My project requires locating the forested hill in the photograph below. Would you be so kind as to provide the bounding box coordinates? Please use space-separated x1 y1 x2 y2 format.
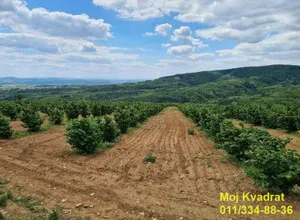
1 64 300 105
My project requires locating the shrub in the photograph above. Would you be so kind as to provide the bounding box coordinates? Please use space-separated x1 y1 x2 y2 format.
66 117 102 154
188 128 195 135
0 194 8 207
144 155 156 163
49 108 64 125
49 207 63 220
114 108 133 133
0 103 19 120
217 123 287 161
100 115 120 142
79 101 91 118
20 107 44 132
244 148 300 193
279 115 300 132
65 102 80 120
0 115 13 139
91 103 102 117
6 190 13 200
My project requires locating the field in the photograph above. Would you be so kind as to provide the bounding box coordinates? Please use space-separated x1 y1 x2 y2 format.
0 107 299 219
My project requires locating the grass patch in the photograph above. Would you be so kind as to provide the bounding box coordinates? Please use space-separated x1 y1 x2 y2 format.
12 131 29 139
188 128 195 135
98 142 115 152
40 124 53 132
0 179 9 185
48 207 63 220
144 155 156 163
12 124 53 139
12 195 45 213
0 194 8 207
206 160 212 168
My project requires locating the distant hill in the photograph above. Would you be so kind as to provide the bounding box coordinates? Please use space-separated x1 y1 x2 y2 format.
0 77 138 86
1 64 300 105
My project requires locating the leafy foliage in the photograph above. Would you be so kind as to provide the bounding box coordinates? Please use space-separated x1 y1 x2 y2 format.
78 101 90 118
180 103 300 193
20 107 44 132
99 115 120 143
227 103 300 132
0 115 13 139
2 65 300 105
114 107 139 133
66 117 102 154
65 102 80 120
0 194 8 207
48 108 64 125
0 102 19 120
188 128 195 135
144 155 156 163
244 149 300 193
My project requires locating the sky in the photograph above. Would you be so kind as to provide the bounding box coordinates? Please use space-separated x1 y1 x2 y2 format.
0 0 299 79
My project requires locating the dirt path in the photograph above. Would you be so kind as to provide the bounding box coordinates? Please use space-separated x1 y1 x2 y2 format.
0 108 299 219
231 119 300 152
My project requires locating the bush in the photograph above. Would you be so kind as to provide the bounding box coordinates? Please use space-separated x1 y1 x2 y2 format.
100 115 120 142
216 121 287 161
65 102 80 120
180 103 300 193
144 155 156 163
79 101 90 118
20 107 44 132
244 148 300 193
0 115 13 139
49 108 64 125
49 207 63 220
66 117 102 154
188 128 195 135
91 103 102 117
0 194 8 207
114 108 138 133
0 103 19 120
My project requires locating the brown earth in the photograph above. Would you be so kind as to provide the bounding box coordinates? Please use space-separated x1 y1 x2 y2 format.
231 119 300 152
0 108 299 219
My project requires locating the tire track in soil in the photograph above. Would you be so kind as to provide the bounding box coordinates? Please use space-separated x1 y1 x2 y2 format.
0 107 299 220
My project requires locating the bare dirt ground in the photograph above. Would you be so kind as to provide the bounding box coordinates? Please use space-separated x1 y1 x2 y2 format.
231 119 300 152
0 108 299 219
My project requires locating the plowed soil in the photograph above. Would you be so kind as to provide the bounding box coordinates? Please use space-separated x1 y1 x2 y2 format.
231 119 300 151
0 108 299 220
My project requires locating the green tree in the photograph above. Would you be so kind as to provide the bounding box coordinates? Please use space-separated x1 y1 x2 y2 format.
49 108 64 125
66 117 102 154
20 107 44 132
100 115 120 142
0 115 13 139
65 102 80 120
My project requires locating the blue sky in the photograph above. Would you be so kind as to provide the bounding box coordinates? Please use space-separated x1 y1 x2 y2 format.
0 0 299 79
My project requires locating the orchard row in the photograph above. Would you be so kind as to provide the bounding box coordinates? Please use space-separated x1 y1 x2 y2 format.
179 104 300 193
0 101 165 154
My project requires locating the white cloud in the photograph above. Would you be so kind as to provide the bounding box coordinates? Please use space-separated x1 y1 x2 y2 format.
0 0 112 40
145 23 172 36
188 53 215 60
171 26 207 48
161 43 171 48
81 43 97 52
0 33 59 53
174 26 191 37
167 45 194 56
93 0 300 43
218 32 300 60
